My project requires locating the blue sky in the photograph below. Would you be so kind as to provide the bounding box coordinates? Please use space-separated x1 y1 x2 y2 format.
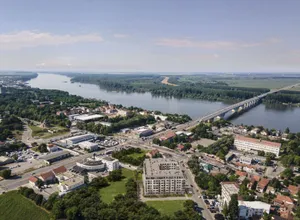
0 0 299 72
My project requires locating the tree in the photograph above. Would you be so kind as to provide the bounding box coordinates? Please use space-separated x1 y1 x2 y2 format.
36 178 44 188
107 169 122 182
228 194 239 220
90 176 109 188
222 201 229 217
265 156 272 166
35 194 44 206
285 127 290 134
281 168 293 179
263 212 272 220
0 169 11 179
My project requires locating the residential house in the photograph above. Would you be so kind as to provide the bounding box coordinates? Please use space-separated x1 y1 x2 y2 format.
288 184 299 196
266 186 276 194
257 178 269 193
28 176 38 187
146 149 160 158
177 144 185 151
247 175 260 190
274 194 294 207
39 171 55 183
159 132 176 142
53 166 67 176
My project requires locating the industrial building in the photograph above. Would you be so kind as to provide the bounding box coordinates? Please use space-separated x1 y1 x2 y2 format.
143 158 186 195
64 134 95 146
234 135 281 157
137 128 153 137
78 141 99 151
41 151 71 165
74 114 104 122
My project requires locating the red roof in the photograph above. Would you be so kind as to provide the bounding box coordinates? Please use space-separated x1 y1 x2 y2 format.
288 185 299 194
29 176 38 183
258 178 269 188
52 166 67 175
235 135 281 148
160 132 176 141
275 194 293 204
39 171 55 180
252 175 261 182
236 170 247 177
177 144 185 150
149 149 159 156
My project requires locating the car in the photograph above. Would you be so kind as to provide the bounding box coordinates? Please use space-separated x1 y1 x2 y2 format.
190 184 193 187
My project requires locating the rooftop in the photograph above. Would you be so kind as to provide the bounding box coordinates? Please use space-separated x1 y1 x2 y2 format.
39 171 55 180
74 114 104 121
275 194 294 204
238 201 271 212
258 178 270 188
53 166 67 175
29 176 38 183
221 182 240 194
235 135 281 148
144 158 184 178
41 151 70 161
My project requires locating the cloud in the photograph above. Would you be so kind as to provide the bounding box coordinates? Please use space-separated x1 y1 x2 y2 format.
0 31 103 50
113 34 129 38
155 38 280 50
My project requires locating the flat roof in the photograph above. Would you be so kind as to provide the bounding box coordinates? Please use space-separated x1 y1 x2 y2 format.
221 182 240 194
74 114 104 121
238 201 270 212
144 158 184 177
41 151 70 161
65 134 95 142
78 141 98 147
235 135 281 148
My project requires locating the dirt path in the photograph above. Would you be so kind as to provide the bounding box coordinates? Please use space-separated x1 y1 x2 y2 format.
161 77 177 86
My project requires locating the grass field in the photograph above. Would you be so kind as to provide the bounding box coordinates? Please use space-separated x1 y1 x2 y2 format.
99 168 135 203
129 150 147 159
221 78 300 89
0 191 49 220
30 125 69 139
146 200 188 216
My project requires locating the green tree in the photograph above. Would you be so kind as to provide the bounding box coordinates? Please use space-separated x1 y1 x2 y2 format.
107 169 122 182
281 168 293 179
228 194 239 220
0 169 11 179
222 201 229 217
285 127 290 134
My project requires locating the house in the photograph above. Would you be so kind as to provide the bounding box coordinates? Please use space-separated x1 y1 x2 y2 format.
247 175 260 190
274 194 294 207
53 166 67 176
47 144 59 152
28 176 38 187
288 184 299 196
266 186 276 194
260 130 268 136
177 144 185 151
257 178 269 193
146 149 159 158
159 132 176 142
39 171 55 183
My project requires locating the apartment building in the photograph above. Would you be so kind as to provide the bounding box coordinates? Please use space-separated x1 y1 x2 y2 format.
234 135 281 157
143 158 186 195
239 201 271 219
221 182 240 206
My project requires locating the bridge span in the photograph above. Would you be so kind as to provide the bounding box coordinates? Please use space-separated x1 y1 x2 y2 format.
192 83 299 125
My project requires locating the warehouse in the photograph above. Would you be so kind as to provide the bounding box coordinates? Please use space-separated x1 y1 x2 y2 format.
41 151 71 165
64 134 95 146
74 114 104 122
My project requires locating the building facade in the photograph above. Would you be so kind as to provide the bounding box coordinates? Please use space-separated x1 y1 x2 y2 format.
234 135 281 157
239 201 270 219
221 182 240 206
101 157 120 171
143 158 186 196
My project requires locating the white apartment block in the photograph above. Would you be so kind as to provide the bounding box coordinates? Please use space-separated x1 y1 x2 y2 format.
221 182 239 206
234 135 281 157
239 201 270 219
143 158 186 195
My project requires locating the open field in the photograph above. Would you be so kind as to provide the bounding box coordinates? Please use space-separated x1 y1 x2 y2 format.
0 191 49 220
129 150 148 159
220 78 300 89
99 168 134 203
30 125 69 139
161 77 178 86
146 200 188 216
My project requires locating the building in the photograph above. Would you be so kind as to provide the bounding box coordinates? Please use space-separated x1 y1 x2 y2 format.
200 162 213 173
101 157 120 171
288 185 300 196
146 149 160 158
64 134 95 145
239 156 253 165
78 141 98 151
0 85 7 95
53 166 67 176
234 135 281 157
74 114 104 122
39 171 55 183
143 158 186 195
28 176 39 187
58 173 84 195
41 151 71 165
238 201 270 219
159 132 176 142
138 128 153 137
274 194 294 207
221 182 239 206
257 178 269 193
0 156 14 165
47 144 59 152
76 158 106 172
177 144 185 151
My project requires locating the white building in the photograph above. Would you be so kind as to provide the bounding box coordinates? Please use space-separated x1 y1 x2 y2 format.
234 135 281 157
47 144 59 152
221 182 239 206
239 156 252 165
239 201 270 219
74 114 104 122
76 158 106 171
101 157 120 171
78 141 98 151
58 175 84 195
64 134 95 145
143 158 186 195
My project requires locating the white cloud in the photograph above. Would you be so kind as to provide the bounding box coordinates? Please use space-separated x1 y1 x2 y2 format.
113 34 129 38
0 31 103 50
155 38 280 50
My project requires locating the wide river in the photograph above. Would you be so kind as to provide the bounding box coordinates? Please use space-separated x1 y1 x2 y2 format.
28 73 300 132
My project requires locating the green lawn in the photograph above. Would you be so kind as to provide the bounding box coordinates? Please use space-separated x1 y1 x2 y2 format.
30 125 69 139
99 168 135 203
0 191 49 220
129 150 147 159
146 200 189 216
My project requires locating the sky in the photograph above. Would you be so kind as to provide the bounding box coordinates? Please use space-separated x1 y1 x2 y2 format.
0 0 300 73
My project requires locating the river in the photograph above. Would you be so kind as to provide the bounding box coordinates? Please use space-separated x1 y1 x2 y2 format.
27 73 300 132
